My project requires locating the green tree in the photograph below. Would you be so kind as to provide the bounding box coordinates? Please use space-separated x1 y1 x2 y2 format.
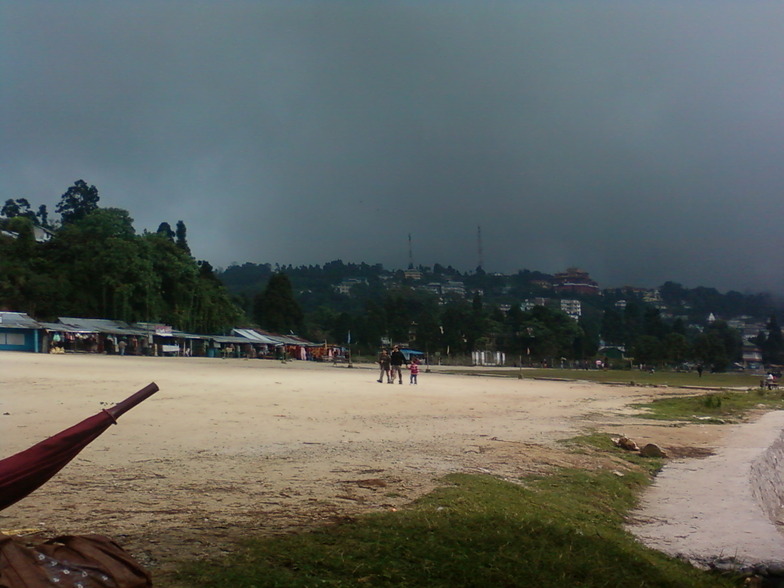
600 308 625 345
356 300 387 351
2 198 37 221
56 180 100 224
693 332 728 372
0 217 40 314
0 181 241 332
332 312 354 346
77 207 136 239
384 293 412 343
659 281 687 307
690 320 741 372
143 232 199 327
643 307 669 339
413 301 442 354
519 306 582 363
663 332 690 365
50 208 153 320
574 316 600 359
253 273 304 333
190 262 243 333
623 301 645 348
706 320 742 367
671 317 687 336
631 335 663 366
175 220 191 254
157 222 175 241
37 205 51 229
441 300 472 356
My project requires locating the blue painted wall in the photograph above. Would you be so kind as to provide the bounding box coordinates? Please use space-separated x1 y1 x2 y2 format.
0 328 39 352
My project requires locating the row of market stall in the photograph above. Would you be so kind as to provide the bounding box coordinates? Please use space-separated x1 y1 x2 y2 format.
0 311 346 362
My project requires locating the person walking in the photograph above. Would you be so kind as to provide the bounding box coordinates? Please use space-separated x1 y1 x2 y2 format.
377 349 391 383
389 345 408 384
409 358 419 384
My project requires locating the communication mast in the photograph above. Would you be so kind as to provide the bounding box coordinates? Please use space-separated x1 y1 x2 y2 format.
408 233 414 269
477 225 484 271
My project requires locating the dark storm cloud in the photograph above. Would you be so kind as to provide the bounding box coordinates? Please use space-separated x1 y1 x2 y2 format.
3 2 784 293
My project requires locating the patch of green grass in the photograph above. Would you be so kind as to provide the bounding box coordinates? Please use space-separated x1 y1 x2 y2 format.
168 469 739 588
446 367 763 389
631 389 784 423
564 433 665 476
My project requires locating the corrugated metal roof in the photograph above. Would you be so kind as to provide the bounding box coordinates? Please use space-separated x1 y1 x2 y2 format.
37 321 95 334
0 312 40 329
211 335 254 344
57 317 149 336
232 328 280 345
244 328 317 346
287 335 320 347
0 312 320 346
169 330 208 340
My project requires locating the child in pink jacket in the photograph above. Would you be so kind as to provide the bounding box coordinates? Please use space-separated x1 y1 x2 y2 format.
409 359 420 384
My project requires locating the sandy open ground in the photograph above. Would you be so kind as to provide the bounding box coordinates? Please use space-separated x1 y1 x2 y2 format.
1 352 781 577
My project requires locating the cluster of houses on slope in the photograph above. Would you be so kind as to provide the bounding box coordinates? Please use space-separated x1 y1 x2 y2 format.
336 267 600 315
0 311 344 361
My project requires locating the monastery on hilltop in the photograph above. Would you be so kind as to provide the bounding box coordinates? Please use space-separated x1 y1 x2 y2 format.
553 267 600 296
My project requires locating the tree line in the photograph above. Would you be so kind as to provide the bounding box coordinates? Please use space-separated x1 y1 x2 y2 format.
4 184 782 370
234 261 783 370
1 180 242 333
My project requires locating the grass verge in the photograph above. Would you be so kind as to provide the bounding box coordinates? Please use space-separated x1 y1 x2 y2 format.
442 367 764 389
632 388 784 423
167 442 741 587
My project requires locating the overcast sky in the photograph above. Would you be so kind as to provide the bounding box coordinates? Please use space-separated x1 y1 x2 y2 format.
3 2 784 294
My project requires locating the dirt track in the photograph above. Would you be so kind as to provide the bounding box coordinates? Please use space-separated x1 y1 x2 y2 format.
0 353 750 574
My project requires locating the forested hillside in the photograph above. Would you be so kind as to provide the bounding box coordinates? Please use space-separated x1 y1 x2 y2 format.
1 181 242 333
218 261 783 369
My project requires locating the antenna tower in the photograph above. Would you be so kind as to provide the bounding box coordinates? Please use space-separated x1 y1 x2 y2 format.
477 225 484 270
408 233 414 269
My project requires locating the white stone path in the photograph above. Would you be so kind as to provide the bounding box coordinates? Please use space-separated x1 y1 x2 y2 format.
629 411 784 566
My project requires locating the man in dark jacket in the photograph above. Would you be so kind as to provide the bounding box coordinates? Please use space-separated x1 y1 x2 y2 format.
389 345 408 385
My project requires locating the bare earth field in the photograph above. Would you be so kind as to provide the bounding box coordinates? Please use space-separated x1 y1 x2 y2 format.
0 352 773 576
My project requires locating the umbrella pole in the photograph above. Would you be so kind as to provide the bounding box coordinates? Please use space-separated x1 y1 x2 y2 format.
106 382 159 420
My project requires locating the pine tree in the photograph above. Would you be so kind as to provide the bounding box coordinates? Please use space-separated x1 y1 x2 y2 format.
175 220 191 254
253 273 303 333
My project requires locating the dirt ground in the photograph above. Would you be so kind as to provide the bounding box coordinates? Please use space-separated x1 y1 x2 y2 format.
0 353 734 576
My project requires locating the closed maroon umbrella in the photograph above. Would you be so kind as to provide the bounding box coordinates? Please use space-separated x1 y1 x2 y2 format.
0 383 159 512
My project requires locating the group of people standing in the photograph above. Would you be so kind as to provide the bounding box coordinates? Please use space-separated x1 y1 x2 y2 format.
377 345 419 385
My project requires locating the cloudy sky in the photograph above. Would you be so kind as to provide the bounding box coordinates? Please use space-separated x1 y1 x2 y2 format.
3 2 784 294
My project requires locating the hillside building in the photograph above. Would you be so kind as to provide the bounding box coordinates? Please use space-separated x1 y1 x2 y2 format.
553 267 600 296
334 278 368 296
560 299 582 320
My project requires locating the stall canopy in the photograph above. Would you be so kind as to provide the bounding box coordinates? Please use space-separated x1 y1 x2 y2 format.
232 328 280 345
401 348 425 361
57 317 150 337
233 328 318 347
